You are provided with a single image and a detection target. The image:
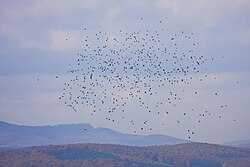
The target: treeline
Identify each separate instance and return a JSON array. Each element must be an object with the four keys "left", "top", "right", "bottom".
[{"left": 0, "top": 143, "right": 250, "bottom": 167}]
